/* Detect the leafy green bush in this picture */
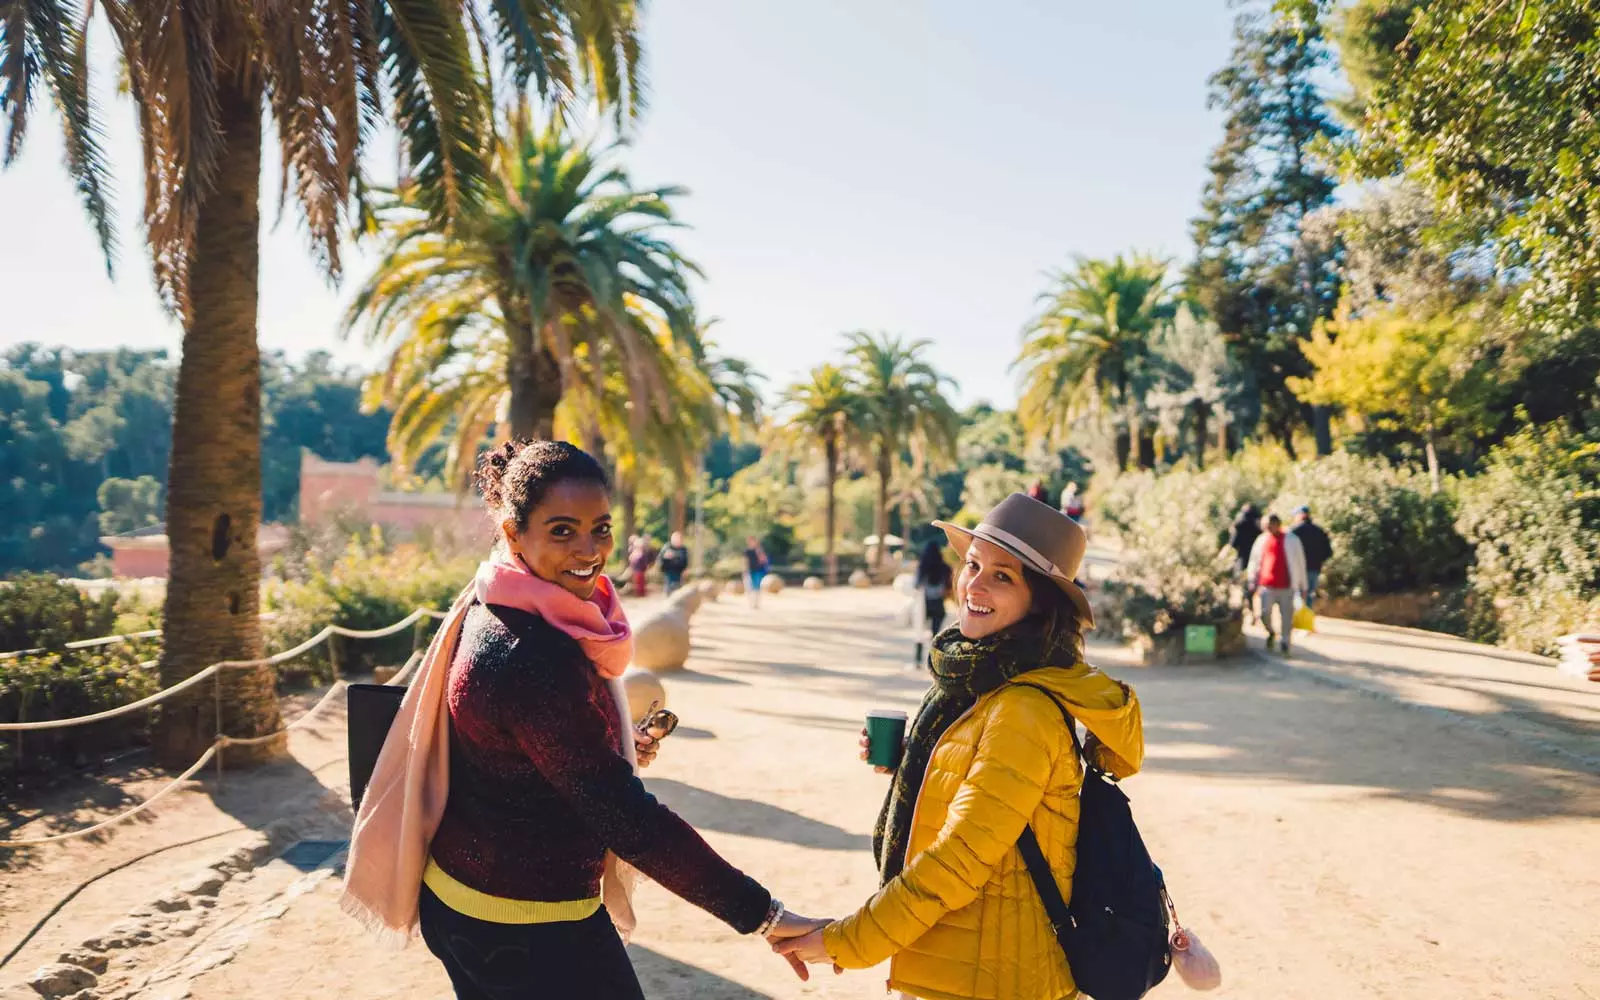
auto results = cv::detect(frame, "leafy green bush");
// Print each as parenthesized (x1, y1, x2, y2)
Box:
(1, 636, 161, 779)
(1095, 443, 1289, 550)
(1454, 423, 1600, 653)
(1094, 446, 1477, 640)
(264, 532, 473, 684)
(0, 574, 120, 652)
(1093, 459, 1268, 640)
(1271, 452, 1470, 597)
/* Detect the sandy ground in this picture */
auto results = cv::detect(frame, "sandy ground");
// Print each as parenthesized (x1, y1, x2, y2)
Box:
(4, 587, 1598, 999)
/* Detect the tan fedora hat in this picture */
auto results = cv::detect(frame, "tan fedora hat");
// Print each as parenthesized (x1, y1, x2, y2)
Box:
(933, 492, 1094, 627)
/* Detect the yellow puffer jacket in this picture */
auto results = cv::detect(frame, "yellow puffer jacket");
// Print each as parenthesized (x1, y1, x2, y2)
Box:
(822, 663, 1143, 1000)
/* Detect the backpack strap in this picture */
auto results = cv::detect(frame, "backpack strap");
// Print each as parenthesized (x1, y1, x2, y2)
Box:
(1017, 824, 1074, 941)
(1011, 682, 1087, 953)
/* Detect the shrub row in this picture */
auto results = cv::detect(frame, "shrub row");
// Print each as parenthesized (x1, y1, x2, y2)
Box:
(1095, 425, 1600, 654)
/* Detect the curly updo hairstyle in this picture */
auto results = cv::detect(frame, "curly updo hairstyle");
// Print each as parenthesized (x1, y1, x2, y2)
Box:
(474, 439, 610, 531)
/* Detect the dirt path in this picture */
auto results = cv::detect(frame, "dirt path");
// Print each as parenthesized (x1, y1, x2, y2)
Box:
(1, 689, 353, 975)
(8, 588, 1599, 999)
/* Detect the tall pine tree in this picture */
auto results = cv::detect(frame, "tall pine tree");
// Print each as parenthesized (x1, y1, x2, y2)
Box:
(1188, 4, 1343, 456)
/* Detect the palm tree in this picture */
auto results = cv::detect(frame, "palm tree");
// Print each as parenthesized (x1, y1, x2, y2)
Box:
(346, 112, 699, 443)
(669, 329, 765, 536)
(4, 0, 641, 767)
(362, 293, 756, 551)
(1015, 253, 1176, 472)
(1145, 306, 1243, 468)
(844, 333, 960, 571)
(780, 364, 861, 585)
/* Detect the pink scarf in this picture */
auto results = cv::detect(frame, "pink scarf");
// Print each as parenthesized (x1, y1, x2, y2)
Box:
(341, 557, 637, 945)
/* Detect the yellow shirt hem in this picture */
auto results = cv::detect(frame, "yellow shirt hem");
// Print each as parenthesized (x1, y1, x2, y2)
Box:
(423, 858, 602, 925)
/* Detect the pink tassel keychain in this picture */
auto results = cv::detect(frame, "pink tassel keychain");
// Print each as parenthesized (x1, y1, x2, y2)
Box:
(1164, 887, 1222, 990)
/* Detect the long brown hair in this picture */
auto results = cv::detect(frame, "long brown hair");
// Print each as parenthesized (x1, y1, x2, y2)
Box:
(1022, 567, 1085, 660)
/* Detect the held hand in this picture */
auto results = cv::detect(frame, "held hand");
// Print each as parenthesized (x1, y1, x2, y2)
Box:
(765, 912, 829, 981)
(765, 910, 828, 940)
(773, 929, 842, 979)
(858, 727, 896, 775)
(1583, 640, 1600, 683)
(633, 731, 658, 769)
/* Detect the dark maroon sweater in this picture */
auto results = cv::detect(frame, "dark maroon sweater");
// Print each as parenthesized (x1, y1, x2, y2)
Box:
(427, 603, 771, 933)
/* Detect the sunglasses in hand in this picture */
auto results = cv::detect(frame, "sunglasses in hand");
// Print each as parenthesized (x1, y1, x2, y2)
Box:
(635, 701, 680, 739)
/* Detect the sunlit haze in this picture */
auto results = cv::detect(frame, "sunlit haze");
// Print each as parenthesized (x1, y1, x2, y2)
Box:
(0, 1, 1235, 407)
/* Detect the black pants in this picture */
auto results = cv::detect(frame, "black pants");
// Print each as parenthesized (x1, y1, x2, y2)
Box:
(418, 886, 645, 1000)
(924, 596, 946, 636)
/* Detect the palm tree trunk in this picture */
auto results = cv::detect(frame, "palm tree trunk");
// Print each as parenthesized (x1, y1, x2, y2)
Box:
(669, 486, 688, 534)
(1313, 405, 1334, 456)
(1424, 432, 1441, 493)
(1137, 423, 1157, 470)
(824, 437, 839, 586)
(154, 71, 282, 769)
(873, 444, 891, 571)
(507, 345, 563, 440)
(1114, 427, 1132, 472)
(1193, 401, 1210, 470)
(620, 477, 638, 551)
(582, 423, 606, 461)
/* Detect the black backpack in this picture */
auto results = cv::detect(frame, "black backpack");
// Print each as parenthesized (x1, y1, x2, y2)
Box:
(1014, 683, 1172, 1000)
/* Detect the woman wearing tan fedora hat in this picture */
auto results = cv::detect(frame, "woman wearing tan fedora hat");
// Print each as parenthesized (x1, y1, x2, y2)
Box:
(776, 492, 1145, 1000)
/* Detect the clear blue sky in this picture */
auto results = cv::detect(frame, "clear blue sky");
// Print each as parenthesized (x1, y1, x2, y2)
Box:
(0, 1, 1239, 409)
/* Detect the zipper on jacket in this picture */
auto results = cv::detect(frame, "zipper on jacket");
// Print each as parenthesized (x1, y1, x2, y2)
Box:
(899, 699, 982, 872)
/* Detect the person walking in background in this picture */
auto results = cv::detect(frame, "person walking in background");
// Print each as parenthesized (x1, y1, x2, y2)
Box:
(627, 535, 654, 597)
(1224, 503, 1263, 623)
(1290, 505, 1332, 608)
(1247, 513, 1308, 655)
(1026, 480, 1049, 503)
(1059, 481, 1085, 522)
(659, 531, 689, 595)
(914, 540, 953, 637)
(743, 536, 769, 608)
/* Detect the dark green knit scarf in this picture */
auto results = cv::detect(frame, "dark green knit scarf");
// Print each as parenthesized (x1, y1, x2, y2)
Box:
(872, 620, 1073, 885)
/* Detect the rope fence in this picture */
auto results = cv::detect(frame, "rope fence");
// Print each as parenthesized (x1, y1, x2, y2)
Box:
(0, 630, 164, 663)
(0, 607, 441, 849)
(0, 607, 446, 732)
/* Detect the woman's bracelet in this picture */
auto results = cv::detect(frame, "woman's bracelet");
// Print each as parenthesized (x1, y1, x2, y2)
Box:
(754, 897, 785, 936)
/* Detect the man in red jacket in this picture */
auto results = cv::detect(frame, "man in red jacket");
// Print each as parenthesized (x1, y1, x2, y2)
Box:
(1247, 514, 1308, 654)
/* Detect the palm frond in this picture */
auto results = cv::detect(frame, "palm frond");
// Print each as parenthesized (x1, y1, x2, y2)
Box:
(377, 0, 489, 221)
(10, 0, 115, 266)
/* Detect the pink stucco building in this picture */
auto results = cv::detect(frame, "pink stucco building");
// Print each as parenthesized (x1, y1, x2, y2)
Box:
(100, 523, 292, 580)
(297, 455, 488, 543)
(100, 455, 488, 579)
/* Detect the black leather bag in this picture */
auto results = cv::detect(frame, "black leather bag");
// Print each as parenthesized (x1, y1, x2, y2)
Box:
(1013, 683, 1172, 1000)
(346, 682, 406, 811)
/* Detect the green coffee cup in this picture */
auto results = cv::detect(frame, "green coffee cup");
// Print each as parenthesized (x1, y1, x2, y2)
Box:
(865, 709, 908, 769)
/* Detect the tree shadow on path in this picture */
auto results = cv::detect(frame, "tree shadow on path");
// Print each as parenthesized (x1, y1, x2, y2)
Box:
(629, 945, 774, 999)
(1133, 662, 1600, 822)
(647, 778, 871, 852)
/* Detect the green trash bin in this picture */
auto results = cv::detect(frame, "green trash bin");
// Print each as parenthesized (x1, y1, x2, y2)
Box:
(1184, 624, 1217, 658)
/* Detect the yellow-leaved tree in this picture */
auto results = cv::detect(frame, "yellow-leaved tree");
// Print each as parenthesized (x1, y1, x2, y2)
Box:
(1290, 306, 1499, 491)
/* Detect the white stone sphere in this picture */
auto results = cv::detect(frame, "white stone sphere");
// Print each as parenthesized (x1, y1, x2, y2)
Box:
(621, 667, 667, 724)
(669, 585, 703, 617)
(761, 573, 784, 594)
(803, 576, 824, 590)
(849, 569, 871, 589)
(632, 606, 692, 671)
